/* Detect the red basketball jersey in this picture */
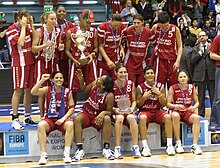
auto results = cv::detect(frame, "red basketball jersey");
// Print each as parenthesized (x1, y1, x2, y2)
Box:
(171, 84, 194, 111)
(97, 21, 127, 70)
(137, 81, 164, 111)
(45, 86, 72, 117)
(113, 80, 134, 108)
(124, 26, 153, 73)
(6, 23, 34, 67)
(82, 85, 109, 116)
(154, 23, 177, 60)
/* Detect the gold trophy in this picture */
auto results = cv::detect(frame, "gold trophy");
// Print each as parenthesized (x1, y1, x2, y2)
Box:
(71, 29, 90, 65)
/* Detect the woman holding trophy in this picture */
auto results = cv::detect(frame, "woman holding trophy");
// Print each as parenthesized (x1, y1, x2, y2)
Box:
(112, 64, 141, 159)
(65, 9, 98, 101)
(32, 11, 64, 118)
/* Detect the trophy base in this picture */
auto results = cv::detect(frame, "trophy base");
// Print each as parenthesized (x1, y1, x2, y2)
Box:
(119, 109, 131, 114)
(78, 57, 90, 65)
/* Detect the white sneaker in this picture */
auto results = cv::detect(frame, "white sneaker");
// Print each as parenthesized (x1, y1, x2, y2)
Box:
(39, 153, 48, 165)
(191, 145, 202, 155)
(102, 148, 115, 160)
(166, 145, 175, 156)
(114, 146, 123, 159)
(63, 154, 71, 163)
(141, 146, 151, 157)
(175, 143, 184, 154)
(132, 145, 141, 158)
(71, 149, 84, 162)
(12, 119, 24, 130)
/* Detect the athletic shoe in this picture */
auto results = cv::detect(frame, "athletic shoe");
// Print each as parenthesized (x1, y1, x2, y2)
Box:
(166, 145, 175, 156)
(132, 145, 141, 158)
(102, 148, 115, 160)
(39, 153, 48, 165)
(175, 143, 184, 154)
(12, 119, 24, 130)
(191, 145, 202, 155)
(71, 149, 84, 162)
(24, 117, 38, 125)
(114, 146, 123, 159)
(63, 154, 71, 163)
(141, 146, 151, 157)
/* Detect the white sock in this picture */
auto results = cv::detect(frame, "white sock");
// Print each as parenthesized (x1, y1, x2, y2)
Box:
(64, 146, 70, 155)
(41, 152, 47, 155)
(142, 140, 148, 147)
(176, 140, 181, 145)
(133, 144, 139, 148)
(167, 138, 173, 146)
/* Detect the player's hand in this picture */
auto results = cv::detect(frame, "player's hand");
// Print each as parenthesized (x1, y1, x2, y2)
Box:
(107, 60, 116, 69)
(44, 41, 54, 48)
(41, 74, 50, 81)
(173, 61, 180, 72)
(95, 113, 105, 125)
(76, 69, 83, 80)
(55, 118, 65, 125)
(143, 90, 152, 100)
(151, 86, 160, 95)
(188, 105, 197, 112)
(21, 16, 27, 27)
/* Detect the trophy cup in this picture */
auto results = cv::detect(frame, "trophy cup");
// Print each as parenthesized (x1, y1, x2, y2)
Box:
(72, 29, 90, 65)
(117, 95, 131, 114)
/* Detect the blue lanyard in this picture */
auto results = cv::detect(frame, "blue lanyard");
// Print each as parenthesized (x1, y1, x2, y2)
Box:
(115, 80, 128, 96)
(133, 27, 143, 47)
(178, 84, 188, 105)
(157, 25, 169, 45)
(109, 22, 118, 46)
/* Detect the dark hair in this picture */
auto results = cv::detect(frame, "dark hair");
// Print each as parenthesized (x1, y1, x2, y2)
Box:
(112, 13, 122, 22)
(115, 63, 126, 73)
(133, 14, 144, 22)
(144, 66, 154, 74)
(56, 5, 65, 11)
(51, 71, 63, 79)
(158, 11, 170, 24)
(103, 76, 114, 92)
(176, 70, 189, 83)
(14, 8, 30, 21)
(185, 34, 197, 47)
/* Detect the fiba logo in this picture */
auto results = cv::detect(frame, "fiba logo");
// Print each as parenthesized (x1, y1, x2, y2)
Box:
(211, 133, 220, 144)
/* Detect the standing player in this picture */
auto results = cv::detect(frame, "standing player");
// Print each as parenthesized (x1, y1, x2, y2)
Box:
(151, 11, 182, 87)
(123, 14, 153, 86)
(32, 11, 63, 118)
(65, 9, 98, 101)
(97, 13, 127, 80)
(6, 8, 37, 130)
(72, 69, 115, 161)
(56, 5, 74, 87)
(137, 66, 175, 156)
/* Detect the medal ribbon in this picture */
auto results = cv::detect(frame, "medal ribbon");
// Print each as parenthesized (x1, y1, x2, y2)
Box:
(178, 84, 188, 105)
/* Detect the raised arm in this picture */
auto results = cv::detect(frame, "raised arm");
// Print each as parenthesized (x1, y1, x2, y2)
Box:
(31, 74, 50, 96)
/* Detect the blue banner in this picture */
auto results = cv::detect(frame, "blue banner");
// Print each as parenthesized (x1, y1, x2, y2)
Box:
(5, 132, 29, 155)
(182, 122, 206, 146)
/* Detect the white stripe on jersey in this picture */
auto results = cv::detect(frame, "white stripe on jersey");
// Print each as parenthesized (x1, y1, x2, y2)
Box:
(20, 66, 24, 88)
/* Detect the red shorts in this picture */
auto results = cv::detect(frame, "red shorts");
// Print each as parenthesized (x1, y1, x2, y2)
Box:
(171, 110, 194, 126)
(69, 61, 97, 92)
(35, 59, 59, 85)
(43, 117, 73, 135)
(138, 110, 167, 127)
(127, 71, 145, 87)
(97, 64, 116, 80)
(78, 110, 101, 131)
(12, 64, 34, 89)
(154, 57, 177, 86)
